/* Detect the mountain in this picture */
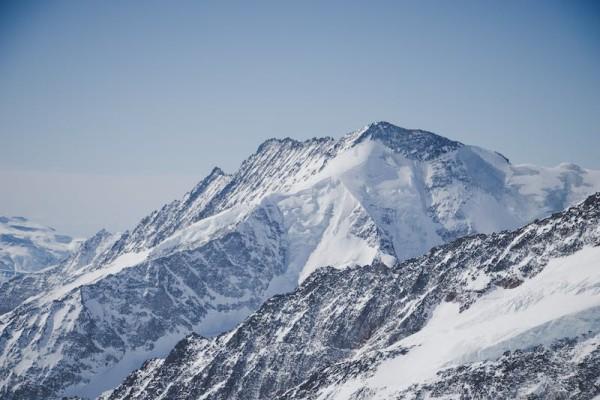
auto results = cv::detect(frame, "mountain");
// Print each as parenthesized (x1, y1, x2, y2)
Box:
(103, 122, 600, 265)
(104, 192, 600, 400)
(0, 228, 116, 316)
(1, 122, 599, 399)
(0, 216, 81, 281)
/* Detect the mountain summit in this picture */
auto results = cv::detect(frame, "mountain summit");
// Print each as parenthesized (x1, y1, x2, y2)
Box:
(354, 121, 463, 160)
(1, 122, 599, 399)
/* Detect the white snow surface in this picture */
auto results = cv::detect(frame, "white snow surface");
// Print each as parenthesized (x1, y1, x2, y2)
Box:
(327, 245, 600, 399)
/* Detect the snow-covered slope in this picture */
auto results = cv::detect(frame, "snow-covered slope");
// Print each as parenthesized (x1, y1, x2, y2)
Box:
(1, 122, 599, 399)
(104, 192, 600, 400)
(109, 122, 600, 266)
(0, 216, 80, 281)
(0, 228, 116, 316)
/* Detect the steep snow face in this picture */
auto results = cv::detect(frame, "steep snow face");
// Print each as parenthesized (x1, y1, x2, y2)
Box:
(293, 125, 600, 261)
(0, 216, 81, 280)
(103, 193, 600, 400)
(273, 179, 395, 284)
(2, 122, 600, 400)
(295, 139, 446, 262)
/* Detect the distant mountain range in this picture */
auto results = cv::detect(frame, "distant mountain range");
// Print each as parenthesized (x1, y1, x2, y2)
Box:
(1, 122, 599, 399)
(0, 216, 81, 281)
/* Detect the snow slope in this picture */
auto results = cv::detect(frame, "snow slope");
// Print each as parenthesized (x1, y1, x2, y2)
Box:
(344, 245, 600, 398)
(104, 192, 600, 400)
(1, 122, 600, 399)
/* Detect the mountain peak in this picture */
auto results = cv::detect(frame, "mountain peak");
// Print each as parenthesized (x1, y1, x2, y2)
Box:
(208, 166, 226, 177)
(353, 121, 463, 161)
(366, 120, 406, 131)
(3, 121, 600, 399)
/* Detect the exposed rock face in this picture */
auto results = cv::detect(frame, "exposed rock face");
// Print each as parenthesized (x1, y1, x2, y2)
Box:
(105, 193, 600, 400)
(1, 122, 600, 399)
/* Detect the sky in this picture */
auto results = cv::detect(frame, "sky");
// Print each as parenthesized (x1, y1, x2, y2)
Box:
(1, 0, 599, 237)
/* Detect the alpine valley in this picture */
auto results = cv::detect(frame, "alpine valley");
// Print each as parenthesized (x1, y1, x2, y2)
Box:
(1, 122, 599, 399)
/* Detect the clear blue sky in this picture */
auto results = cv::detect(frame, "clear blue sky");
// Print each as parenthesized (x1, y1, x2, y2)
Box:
(1, 0, 599, 236)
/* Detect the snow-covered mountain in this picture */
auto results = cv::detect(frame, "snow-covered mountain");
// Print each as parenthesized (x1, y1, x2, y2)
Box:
(0, 228, 116, 316)
(0, 216, 81, 281)
(104, 192, 600, 400)
(106, 122, 600, 266)
(1, 122, 599, 399)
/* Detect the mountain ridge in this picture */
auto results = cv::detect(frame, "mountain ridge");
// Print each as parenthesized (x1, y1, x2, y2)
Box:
(1, 122, 599, 399)
(103, 191, 600, 400)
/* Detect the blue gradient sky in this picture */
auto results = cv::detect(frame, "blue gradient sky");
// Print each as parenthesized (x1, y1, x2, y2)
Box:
(1, 0, 599, 236)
